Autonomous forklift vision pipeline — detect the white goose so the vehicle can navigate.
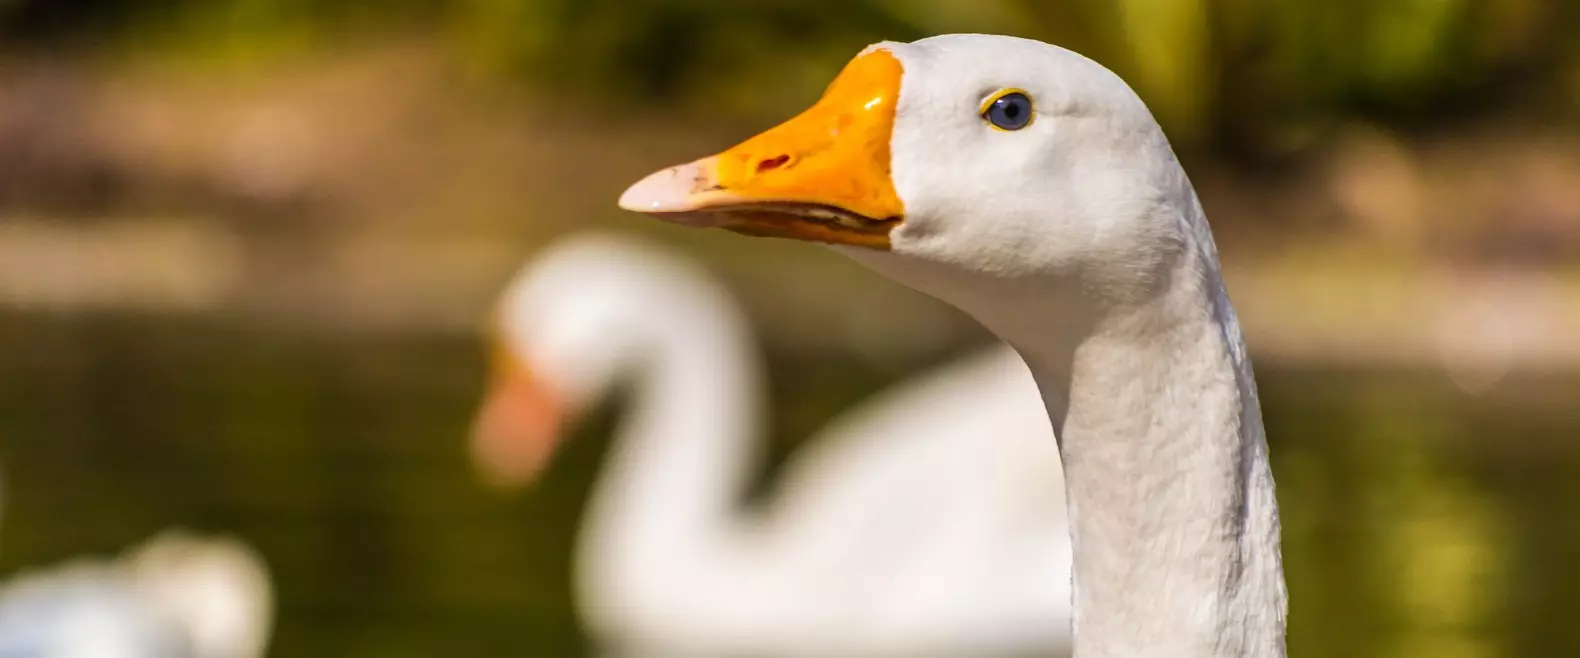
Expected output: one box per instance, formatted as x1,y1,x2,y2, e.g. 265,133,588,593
621,33,1288,658
0,531,273,658
0,475,274,658
471,233,1072,656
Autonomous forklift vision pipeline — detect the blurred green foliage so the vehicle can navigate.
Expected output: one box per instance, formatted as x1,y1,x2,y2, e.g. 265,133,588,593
1,0,1578,155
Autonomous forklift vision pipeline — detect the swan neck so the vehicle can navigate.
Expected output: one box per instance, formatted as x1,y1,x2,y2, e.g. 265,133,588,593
578,281,764,596
1019,262,1287,658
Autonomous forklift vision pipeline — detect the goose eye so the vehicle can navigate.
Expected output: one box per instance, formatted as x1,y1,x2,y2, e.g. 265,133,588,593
982,91,1034,131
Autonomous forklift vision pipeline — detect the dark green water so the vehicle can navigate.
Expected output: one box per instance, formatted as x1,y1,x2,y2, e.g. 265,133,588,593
0,313,1576,657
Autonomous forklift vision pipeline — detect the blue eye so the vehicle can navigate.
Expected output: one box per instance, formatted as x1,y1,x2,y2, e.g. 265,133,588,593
983,91,1033,131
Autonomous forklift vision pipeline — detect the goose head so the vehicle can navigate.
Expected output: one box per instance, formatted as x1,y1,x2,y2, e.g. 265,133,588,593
618,37,1288,655
620,34,1196,339
469,233,727,487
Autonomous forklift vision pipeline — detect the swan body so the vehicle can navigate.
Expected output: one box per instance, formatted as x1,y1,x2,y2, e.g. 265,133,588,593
0,531,273,658
472,233,1072,656
621,33,1288,658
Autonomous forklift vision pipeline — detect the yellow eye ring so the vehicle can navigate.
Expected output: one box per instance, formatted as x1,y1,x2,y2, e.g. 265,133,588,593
979,88,1035,132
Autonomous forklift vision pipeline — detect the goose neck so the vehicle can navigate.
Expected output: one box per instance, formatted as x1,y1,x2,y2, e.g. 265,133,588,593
578,281,765,592
1014,261,1287,658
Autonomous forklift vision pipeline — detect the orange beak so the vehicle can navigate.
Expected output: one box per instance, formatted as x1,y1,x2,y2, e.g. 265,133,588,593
618,48,905,249
469,337,567,489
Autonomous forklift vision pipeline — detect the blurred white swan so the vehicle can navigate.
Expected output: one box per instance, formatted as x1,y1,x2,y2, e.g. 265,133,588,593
471,233,1070,657
0,477,273,658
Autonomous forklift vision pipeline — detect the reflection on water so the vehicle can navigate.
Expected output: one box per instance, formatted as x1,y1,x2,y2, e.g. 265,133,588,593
0,314,1575,657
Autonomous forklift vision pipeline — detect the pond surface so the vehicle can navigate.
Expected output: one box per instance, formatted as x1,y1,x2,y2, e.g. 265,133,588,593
0,314,1575,657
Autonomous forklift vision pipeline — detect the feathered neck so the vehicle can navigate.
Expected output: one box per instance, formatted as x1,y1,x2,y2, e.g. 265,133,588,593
1003,204,1286,657
843,188,1288,657
573,273,766,631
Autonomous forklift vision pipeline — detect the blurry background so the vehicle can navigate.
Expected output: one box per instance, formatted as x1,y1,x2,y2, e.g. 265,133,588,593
0,0,1577,656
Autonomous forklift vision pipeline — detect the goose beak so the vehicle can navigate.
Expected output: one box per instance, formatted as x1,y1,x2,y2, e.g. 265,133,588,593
470,337,566,489
619,48,905,250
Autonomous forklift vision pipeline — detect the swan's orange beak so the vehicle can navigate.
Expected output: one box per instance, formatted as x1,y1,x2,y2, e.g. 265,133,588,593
618,48,904,250
470,336,566,489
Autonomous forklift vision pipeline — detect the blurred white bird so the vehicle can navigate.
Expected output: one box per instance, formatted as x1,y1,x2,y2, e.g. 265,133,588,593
0,479,273,658
471,233,1071,657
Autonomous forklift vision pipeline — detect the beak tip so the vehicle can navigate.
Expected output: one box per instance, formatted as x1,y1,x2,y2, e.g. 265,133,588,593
618,160,727,225
469,374,567,491
617,165,681,210
615,178,664,213
469,422,550,491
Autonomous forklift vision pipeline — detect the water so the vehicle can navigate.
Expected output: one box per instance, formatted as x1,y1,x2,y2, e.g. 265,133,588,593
0,313,1575,657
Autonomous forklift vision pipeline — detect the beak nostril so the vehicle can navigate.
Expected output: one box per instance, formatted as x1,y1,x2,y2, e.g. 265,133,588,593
756,154,791,173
